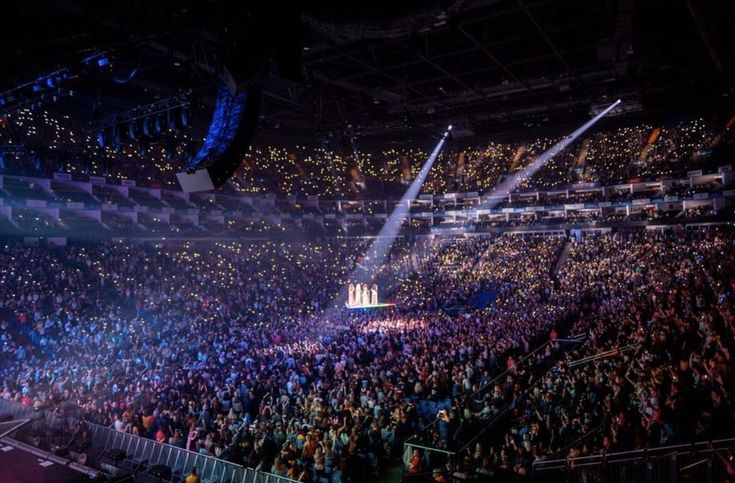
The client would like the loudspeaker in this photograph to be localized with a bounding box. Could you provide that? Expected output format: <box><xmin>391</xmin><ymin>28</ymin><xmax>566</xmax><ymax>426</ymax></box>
<box><xmin>73</xmin><ymin>440</ymin><xmax>91</xmax><ymax>452</ymax></box>
<box><xmin>53</xmin><ymin>446</ymin><xmax>69</xmax><ymax>457</ymax></box>
<box><xmin>107</xmin><ymin>448</ymin><xmax>127</xmax><ymax>462</ymax></box>
<box><xmin>178</xmin><ymin>84</ymin><xmax>261</xmax><ymax>192</ymax></box>
<box><xmin>149</xmin><ymin>464</ymin><xmax>172</xmax><ymax>479</ymax></box>
<box><xmin>105</xmin><ymin>472</ymin><xmax>134</xmax><ymax>483</ymax></box>
<box><xmin>100</xmin><ymin>460</ymin><xmax>128</xmax><ymax>477</ymax></box>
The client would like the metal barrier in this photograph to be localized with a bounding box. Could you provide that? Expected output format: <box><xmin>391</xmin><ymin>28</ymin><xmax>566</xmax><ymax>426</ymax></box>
<box><xmin>403</xmin><ymin>341</ymin><xmax>552</xmax><ymax>481</ymax></box>
<box><xmin>0</xmin><ymin>398</ymin><xmax>36</xmax><ymax>421</ymax></box>
<box><xmin>401</xmin><ymin>335</ymin><xmax>585</xmax><ymax>479</ymax></box>
<box><xmin>533</xmin><ymin>438</ymin><xmax>735</xmax><ymax>483</ymax></box>
<box><xmin>250</xmin><ymin>473</ymin><xmax>300</xmax><ymax>483</ymax></box>
<box><xmin>86</xmin><ymin>422</ymin><xmax>253</xmax><ymax>483</ymax></box>
<box><xmin>402</xmin><ymin>441</ymin><xmax>456</xmax><ymax>481</ymax></box>
<box><xmin>407</xmin><ymin>338</ymin><xmax>558</xmax><ymax>450</ymax></box>
<box><xmin>0</xmin><ymin>398</ymin><xmax>302</xmax><ymax>483</ymax></box>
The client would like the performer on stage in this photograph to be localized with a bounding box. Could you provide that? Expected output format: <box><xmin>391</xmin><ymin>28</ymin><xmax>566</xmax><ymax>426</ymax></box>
<box><xmin>354</xmin><ymin>283</ymin><xmax>362</xmax><ymax>306</ymax></box>
<box><xmin>348</xmin><ymin>283</ymin><xmax>355</xmax><ymax>307</ymax></box>
<box><xmin>362</xmin><ymin>284</ymin><xmax>370</xmax><ymax>306</ymax></box>
<box><xmin>370</xmin><ymin>284</ymin><xmax>378</xmax><ymax>305</ymax></box>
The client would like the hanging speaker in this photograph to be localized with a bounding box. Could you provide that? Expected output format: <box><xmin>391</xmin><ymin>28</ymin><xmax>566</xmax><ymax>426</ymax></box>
<box><xmin>178</xmin><ymin>82</ymin><xmax>261</xmax><ymax>192</ymax></box>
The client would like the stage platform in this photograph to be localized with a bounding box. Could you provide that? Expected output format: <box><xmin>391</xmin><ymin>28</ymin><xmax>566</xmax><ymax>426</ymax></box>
<box><xmin>345</xmin><ymin>302</ymin><xmax>396</xmax><ymax>310</ymax></box>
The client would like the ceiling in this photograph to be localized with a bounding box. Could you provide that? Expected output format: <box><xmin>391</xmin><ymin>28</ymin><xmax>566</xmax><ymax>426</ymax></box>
<box><xmin>2</xmin><ymin>0</ymin><xmax>734</xmax><ymax>150</ymax></box>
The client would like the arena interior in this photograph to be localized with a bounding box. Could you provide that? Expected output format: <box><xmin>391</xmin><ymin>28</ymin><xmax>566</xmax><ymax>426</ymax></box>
<box><xmin>1</xmin><ymin>1</ymin><xmax>735</xmax><ymax>482</ymax></box>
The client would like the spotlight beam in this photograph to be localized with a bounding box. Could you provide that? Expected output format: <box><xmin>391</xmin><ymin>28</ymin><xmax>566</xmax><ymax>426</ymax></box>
<box><xmin>480</xmin><ymin>99</ymin><xmax>621</xmax><ymax>210</ymax></box>
<box><xmin>353</xmin><ymin>125</ymin><xmax>451</xmax><ymax>280</ymax></box>
<box><xmin>322</xmin><ymin>126</ymin><xmax>451</xmax><ymax>317</ymax></box>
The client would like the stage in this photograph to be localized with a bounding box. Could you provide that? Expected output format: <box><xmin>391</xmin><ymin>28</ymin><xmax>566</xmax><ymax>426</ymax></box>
<box><xmin>345</xmin><ymin>302</ymin><xmax>396</xmax><ymax>310</ymax></box>
<box><xmin>346</xmin><ymin>282</ymin><xmax>396</xmax><ymax>310</ymax></box>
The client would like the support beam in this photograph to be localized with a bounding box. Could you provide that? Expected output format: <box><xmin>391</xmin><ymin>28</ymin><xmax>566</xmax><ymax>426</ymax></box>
<box><xmin>309</xmin><ymin>35</ymin><xmax>451</xmax><ymax>111</ymax></box>
<box><xmin>685</xmin><ymin>0</ymin><xmax>723</xmax><ymax>72</ymax></box>
<box><xmin>89</xmin><ymin>93</ymin><xmax>190</xmax><ymax>131</ymax></box>
<box><xmin>516</xmin><ymin>0</ymin><xmax>578</xmax><ymax>81</ymax></box>
<box><xmin>302</xmin><ymin>0</ymin><xmax>557</xmax><ymax>66</ymax></box>
<box><xmin>395</xmin><ymin>45</ymin><xmax>595</xmax><ymax>91</ymax></box>
<box><xmin>457</xmin><ymin>23</ymin><xmax>532</xmax><ymax>93</ymax></box>
<box><xmin>402</xmin><ymin>42</ymin><xmax>492</xmax><ymax>105</ymax></box>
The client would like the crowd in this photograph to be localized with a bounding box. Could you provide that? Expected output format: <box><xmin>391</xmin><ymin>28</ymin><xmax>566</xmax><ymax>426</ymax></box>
<box><xmin>1</xmin><ymin>227</ymin><xmax>734</xmax><ymax>482</ymax></box>
<box><xmin>2</xmin><ymin>107</ymin><xmax>732</xmax><ymax>198</ymax></box>
<box><xmin>418</xmin><ymin>231</ymin><xmax>735</xmax><ymax>481</ymax></box>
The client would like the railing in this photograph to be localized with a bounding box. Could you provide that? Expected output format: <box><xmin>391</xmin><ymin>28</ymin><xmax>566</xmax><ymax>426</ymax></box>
<box><xmin>402</xmin><ymin>442</ymin><xmax>456</xmax><ymax>481</ymax></box>
<box><xmin>567</xmin><ymin>343</ymin><xmax>639</xmax><ymax>368</ymax></box>
<box><xmin>0</xmin><ymin>398</ymin><xmax>300</xmax><ymax>483</ymax></box>
<box><xmin>252</xmin><ymin>473</ymin><xmax>300</xmax><ymax>483</ymax></box>
<box><xmin>86</xmin><ymin>422</ymin><xmax>250</xmax><ymax>483</ymax></box>
<box><xmin>533</xmin><ymin>438</ymin><xmax>735</xmax><ymax>483</ymax></box>
<box><xmin>402</xmin><ymin>335</ymin><xmax>585</xmax><ymax>480</ymax></box>
<box><xmin>0</xmin><ymin>398</ymin><xmax>37</xmax><ymax>421</ymax></box>
<box><xmin>553</xmin><ymin>422</ymin><xmax>606</xmax><ymax>460</ymax></box>
<box><xmin>409</xmin><ymin>339</ymin><xmax>554</xmax><ymax>447</ymax></box>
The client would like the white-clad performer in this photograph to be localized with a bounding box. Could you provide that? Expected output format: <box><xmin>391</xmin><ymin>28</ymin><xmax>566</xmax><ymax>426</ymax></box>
<box><xmin>362</xmin><ymin>284</ymin><xmax>370</xmax><ymax>306</ymax></box>
<box><xmin>354</xmin><ymin>283</ymin><xmax>362</xmax><ymax>306</ymax></box>
<box><xmin>370</xmin><ymin>284</ymin><xmax>378</xmax><ymax>306</ymax></box>
<box><xmin>348</xmin><ymin>283</ymin><xmax>355</xmax><ymax>307</ymax></box>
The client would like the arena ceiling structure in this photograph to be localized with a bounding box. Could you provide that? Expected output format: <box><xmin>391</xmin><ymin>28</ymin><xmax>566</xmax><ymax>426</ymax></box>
<box><xmin>3</xmin><ymin>0</ymin><xmax>734</xmax><ymax>151</ymax></box>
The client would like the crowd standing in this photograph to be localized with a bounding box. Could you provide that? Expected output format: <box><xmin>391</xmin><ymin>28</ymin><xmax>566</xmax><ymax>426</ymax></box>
<box><xmin>2</xmin><ymin>107</ymin><xmax>731</xmax><ymax>197</ymax></box>
<box><xmin>420</xmin><ymin>231</ymin><xmax>735</xmax><ymax>481</ymax></box>
<box><xmin>2</xmin><ymin>228</ymin><xmax>732</xmax><ymax>482</ymax></box>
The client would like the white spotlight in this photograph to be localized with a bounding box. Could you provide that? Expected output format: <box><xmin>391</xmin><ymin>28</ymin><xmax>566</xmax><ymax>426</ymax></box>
<box><xmin>330</xmin><ymin>127</ymin><xmax>451</xmax><ymax>312</ymax></box>
<box><xmin>478</xmin><ymin>99</ymin><xmax>621</xmax><ymax>210</ymax></box>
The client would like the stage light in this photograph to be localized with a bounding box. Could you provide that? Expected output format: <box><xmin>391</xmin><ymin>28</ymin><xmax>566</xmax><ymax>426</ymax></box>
<box><xmin>167</xmin><ymin>110</ymin><xmax>176</xmax><ymax>131</ymax></box>
<box><xmin>329</xmin><ymin>125</ymin><xmax>451</xmax><ymax>311</ymax></box>
<box><xmin>477</xmin><ymin>99</ymin><xmax>620</xmax><ymax>211</ymax></box>
<box><xmin>448</xmin><ymin>125</ymin><xmax>453</xmax><ymax>130</ymax></box>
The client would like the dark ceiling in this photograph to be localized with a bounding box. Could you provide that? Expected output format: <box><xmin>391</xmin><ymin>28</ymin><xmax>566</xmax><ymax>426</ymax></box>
<box><xmin>2</xmin><ymin>0</ymin><xmax>734</xmax><ymax>149</ymax></box>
